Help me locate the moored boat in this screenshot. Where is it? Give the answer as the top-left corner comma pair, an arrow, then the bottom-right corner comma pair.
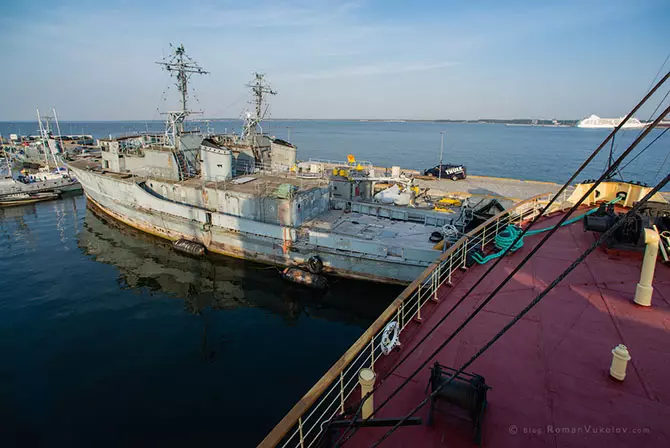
0,191 -> 60,207
0,110 -> 82,202
67,45 -> 507,285
578,114 -> 648,129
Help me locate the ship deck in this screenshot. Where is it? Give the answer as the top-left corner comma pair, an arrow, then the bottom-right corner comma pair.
68,159 -> 328,194
187,174 -> 328,195
346,210 -> 670,448
303,210 -> 444,252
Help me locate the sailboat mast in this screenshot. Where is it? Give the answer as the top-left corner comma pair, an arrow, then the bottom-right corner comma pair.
2,140 -> 11,175
36,109 -> 50,167
42,113 -> 60,169
53,108 -> 67,173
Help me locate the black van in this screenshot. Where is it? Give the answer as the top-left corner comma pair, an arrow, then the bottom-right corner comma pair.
423,164 -> 467,180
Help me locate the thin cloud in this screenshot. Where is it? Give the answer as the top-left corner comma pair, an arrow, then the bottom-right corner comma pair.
191,0 -> 363,29
294,61 -> 461,79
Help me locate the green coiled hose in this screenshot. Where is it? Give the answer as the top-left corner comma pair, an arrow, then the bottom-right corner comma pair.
472,197 -> 622,265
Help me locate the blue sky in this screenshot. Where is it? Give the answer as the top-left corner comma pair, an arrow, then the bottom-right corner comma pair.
1,0 -> 669,120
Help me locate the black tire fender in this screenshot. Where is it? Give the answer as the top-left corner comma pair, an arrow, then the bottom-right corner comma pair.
307,255 -> 324,274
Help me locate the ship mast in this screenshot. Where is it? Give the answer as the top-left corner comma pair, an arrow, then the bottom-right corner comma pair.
36,109 -> 59,168
156,44 -> 209,147
242,72 -> 277,162
249,72 -> 277,127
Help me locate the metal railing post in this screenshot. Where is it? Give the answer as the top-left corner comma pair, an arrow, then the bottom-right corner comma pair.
417,284 -> 422,321
339,372 -> 345,413
298,416 -> 305,448
447,253 -> 453,285
461,239 -> 468,269
370,335 -> 376,370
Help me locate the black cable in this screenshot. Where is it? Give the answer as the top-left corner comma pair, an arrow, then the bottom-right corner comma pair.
621,86 -> 670,170
329,73 -> 670,447
647,87 -> 670,125
613,86 -> 670,180
619,127 -> 669,172
605,67 -> 670,178
647,51 -> 670,94
335,104 -> 670,447
654,143 -> 670,182
368,172 -> 670,447
604,133 -> 624,180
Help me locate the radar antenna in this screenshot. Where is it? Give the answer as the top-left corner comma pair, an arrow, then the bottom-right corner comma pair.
156,44 -> 209,146
242,73 -> 277,137
242,72 -> 277,162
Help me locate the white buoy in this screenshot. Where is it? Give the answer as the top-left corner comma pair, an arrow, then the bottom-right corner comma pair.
610,344 -> 632,381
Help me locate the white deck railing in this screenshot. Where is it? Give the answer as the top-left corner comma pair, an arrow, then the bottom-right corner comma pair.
259,190 -> 569,448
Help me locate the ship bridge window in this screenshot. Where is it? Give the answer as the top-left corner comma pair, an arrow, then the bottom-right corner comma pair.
206,212 -> 212,225
103,160 -> 109,169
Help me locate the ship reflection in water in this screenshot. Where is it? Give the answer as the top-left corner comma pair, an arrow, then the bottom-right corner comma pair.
79,204 -> 397,330
0,195 -> 400,447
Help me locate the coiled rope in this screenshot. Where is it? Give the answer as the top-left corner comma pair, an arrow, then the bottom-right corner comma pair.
472,197 -> 622,264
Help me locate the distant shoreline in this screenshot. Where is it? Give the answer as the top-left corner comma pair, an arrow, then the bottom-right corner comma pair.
0,118 -> 580,124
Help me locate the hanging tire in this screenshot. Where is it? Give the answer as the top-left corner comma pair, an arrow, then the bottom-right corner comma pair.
429,231 -> 444,243
307,255 -> 324,274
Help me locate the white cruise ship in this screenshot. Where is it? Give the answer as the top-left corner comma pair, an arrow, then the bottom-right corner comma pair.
577,114 -> 648,129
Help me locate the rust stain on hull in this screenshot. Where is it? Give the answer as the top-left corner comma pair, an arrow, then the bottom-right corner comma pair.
85,194 -> 409,285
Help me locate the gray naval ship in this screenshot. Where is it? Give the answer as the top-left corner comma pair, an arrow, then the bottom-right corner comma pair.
68,45 -> 498,284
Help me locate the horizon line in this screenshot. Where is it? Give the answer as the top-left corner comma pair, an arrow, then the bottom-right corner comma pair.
0,117 -> 587,123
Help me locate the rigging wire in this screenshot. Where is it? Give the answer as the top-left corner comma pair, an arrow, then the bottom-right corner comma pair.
654,141 -> 670,182
153,83 -> 171,123
647,51 -> 670,94
367,172 -> 670,448
619,127 -> 669,173
604,132 -> 624,179
209,93 -> 249,119
613,86 -> 670,179
603,50 -> 670,176
329,72 -> 670,448
333,102 -> 670,448
647,86 -> 670,124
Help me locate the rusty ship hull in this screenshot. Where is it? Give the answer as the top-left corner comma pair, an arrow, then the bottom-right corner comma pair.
68,161 -> 445,284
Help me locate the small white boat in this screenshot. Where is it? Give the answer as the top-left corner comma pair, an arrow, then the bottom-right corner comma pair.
0,191 -> 60,207
577,114 -> 648,130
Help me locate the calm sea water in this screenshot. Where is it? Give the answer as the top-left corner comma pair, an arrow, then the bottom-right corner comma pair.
2,119 -> 668,187
0,120 -> 667,446
0,195 -> 399,447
